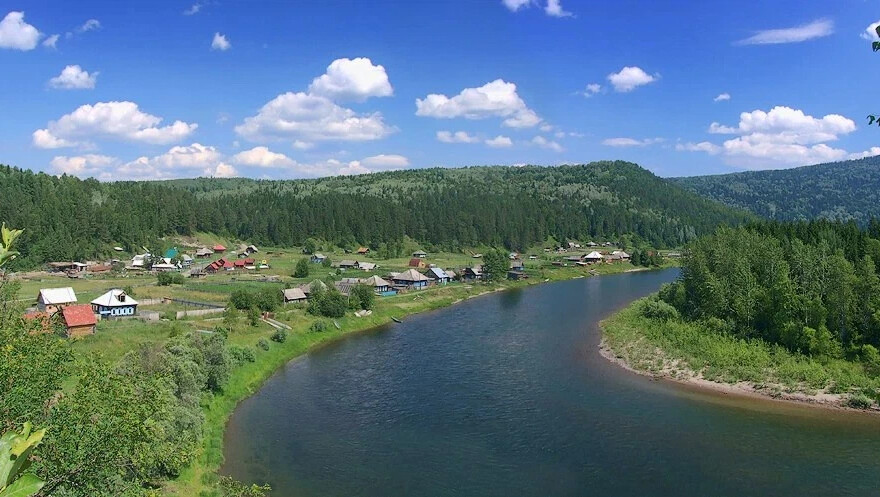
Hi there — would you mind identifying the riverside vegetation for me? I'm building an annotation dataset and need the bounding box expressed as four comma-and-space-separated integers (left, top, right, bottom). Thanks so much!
603, 221, 880, 409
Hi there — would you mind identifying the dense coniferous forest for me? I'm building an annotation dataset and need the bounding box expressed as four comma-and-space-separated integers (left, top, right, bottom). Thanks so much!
673, 156, 880, 224
0, 162, 751, 268
660, 220, 880, 360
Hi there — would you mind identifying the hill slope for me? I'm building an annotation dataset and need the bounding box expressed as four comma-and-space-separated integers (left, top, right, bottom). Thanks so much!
673, 156, 880, 223
0, 162, 751, 268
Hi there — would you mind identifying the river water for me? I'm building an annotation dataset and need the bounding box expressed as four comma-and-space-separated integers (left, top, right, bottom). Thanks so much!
222, 270, 880, 496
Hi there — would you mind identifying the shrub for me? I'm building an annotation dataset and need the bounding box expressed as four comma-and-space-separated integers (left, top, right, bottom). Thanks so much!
308, 287, 347, 318
247, 307, 260, 327
639, 298, 680, 321
229, 290, 254, 310
321, 257, 332, 268
257, 338, 270, 351
861, 344, 880, 377
254, 287, 282, 312
350, 284, 375, 311
158, 272, 186, 286
294, 258, 310, 278
845, 393, 874, 409
228, 345, 256, 365
271, 329, 288, 343
310, 320, 328, 333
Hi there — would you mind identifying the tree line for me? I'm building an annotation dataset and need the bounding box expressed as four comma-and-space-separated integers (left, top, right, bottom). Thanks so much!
0, 162, 751, 269
659, 220, 880, 366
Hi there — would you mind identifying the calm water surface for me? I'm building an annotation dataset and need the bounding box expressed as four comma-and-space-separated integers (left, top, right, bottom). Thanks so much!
222, 270, 880, 496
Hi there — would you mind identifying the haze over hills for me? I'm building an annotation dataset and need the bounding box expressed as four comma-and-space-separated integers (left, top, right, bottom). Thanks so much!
673, 157, 880, 224
0, 161, 751, 268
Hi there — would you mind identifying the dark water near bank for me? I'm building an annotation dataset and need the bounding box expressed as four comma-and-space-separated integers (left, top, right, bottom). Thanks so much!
222, 270, 880, 497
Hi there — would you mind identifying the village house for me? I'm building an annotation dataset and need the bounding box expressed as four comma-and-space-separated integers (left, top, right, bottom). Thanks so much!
205, 258, 234, 272
510, 259, 525, 271
412, 250, 427, 259
356, 247, 370, 255
408, 258, 427, 269
361, 275, 395, 295
91, 289, 138, 318
298, 279, 328, 296
392, 268, 430, 289
282, 288, 308, 303
48, 262, 88, 274
213, 244, 227, 253
586, 241, 598, 247
611, 250, 631, 261
181, 254, 194, 266
445, 269, 457, 281
358, 262, 378, 271
37, 287, 77, 315
584, 251, 604, 264
463, 266, 483, 281
425, 267, 450, 285
195, 247, 214, 258
152, 257, 178, 272
335, 279, 359, 296
310, 253, 327, 264
338, 259, 359, 269
61, 304, 97, 338
189, 268, 207, 278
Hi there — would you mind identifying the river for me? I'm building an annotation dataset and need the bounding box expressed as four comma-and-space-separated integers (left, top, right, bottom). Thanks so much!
221, 269, 880, 496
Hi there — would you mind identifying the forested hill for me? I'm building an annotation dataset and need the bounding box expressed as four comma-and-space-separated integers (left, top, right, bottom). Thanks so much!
672, 156, 880, 224
0, 161, 751, 268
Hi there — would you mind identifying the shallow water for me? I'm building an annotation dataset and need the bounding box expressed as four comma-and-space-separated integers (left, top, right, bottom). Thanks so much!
222, 270, 880, 497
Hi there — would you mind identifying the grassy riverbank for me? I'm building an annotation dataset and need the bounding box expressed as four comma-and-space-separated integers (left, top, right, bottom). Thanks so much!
601, 298, 880, 411
166, 262, 655, 496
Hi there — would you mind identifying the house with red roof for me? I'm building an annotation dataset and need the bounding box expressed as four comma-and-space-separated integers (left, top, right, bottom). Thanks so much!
213, 244, 227, 253
61, 304, 97, 338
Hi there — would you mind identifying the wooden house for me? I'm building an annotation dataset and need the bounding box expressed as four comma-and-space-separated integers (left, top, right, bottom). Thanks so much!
463, 266, 483, 281
361, 275, 394, 295
392, 268, 430, 289
61, 304, 97, 338
213, 244, 227, 253
196, 247, 214, 258
584, 251, 604, 263
37, 287, 78, 315
91, 289, 138, 318
358, 262, 378, 271
425, 267, 450, 285
408, 258, 427, 269
338, 260, 359, 269
356, 247, 370, 255
412, 250, 427, 259
310, 253, 326, 264
283, 288, 308, 303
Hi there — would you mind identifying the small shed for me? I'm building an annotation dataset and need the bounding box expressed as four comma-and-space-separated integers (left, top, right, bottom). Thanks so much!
196, 248, 214, 258
412, 250, 427, 259
408, 258, 427, 269
356, 247, 370, 255
213, 244, 227, 253
339, 260, 359, 269
61, 304, 97, 338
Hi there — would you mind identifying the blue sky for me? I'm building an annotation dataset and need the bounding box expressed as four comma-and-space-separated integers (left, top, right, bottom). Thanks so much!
0, 0, 878, 180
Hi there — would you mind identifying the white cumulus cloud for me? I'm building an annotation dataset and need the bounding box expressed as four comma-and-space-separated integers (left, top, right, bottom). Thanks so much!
235, 91, 393, 143
502, 0, 532, 11
678, 106, 859, 169
33, 101, 198, 149
211, 32, 230, 51
42, 34, 59, 49
736, 18, 833, 45
531, 136, 563, 152
308, 57, 393, 102
607, 66, 658, 93
118, 143, 235, 180
545, 0, 572, 17
437, 130, 480, 143
50, 154, 117, 178
0, 11, 41, 51
416, 79, 541, 128
49, 65, 98, 90
714, 93, 731, 102
232, 146, 295, 168
485, 135, 513, 148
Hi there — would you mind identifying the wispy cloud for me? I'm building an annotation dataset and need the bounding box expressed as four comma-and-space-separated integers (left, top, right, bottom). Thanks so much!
735, 18, 833, 46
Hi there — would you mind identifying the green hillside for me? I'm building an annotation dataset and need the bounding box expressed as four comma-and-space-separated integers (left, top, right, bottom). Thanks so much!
673, 156, 880, 223
0, 161, 751, 268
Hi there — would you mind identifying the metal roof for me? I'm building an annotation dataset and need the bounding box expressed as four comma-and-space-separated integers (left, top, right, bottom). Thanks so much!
91, 289, 139, 307
38, 287, 77, 305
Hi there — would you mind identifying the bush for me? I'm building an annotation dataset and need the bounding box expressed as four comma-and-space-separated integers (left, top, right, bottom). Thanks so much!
247, 307, 260, 327
257, 338, 270, 351
639, 298, 680, 321
861, 344, 880, 377
158, 272, 186, 286
309, 320, 328, 333
308, 287, 347, 318
228, 345, 256, 365
254, 287, 282, 312
271, 329, 287, 343
229, 290, 254, 310
845, 393, 874, 409
350, 284, 375, 311
321, 257, 332, 268
294, 258, 310, 278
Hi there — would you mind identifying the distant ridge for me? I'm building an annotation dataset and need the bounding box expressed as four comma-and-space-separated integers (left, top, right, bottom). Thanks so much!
673, 156, 880, 224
